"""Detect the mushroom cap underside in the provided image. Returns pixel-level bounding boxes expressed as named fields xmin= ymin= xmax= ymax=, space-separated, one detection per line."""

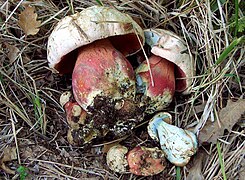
xmin=144 ymin=29 xmax=195 ymax=94
xmin=47 ymin=6 xmax=145 ymax=74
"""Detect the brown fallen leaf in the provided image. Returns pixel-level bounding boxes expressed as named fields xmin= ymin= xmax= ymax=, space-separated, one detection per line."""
xmin=0 ymin=147 xmax=17 ymax=174
xmin=18 ymin=6 xmax=41 ymax=36
xmin=199 ymin=99 xmax=245 ymax=144
xmin=187 ymin=150 xmax=205 ymax=180
xmin=238 ymin=156 xmax=245 ymax=179
xmin=102 ymin=141 xmax=120 ymax=154
xmin=4 ymin=43 xmax=20 ymax=63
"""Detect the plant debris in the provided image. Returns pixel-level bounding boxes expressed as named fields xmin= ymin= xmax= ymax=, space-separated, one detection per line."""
xmin=0 ymin=147 xmax=17 ymax=175
xmin=186 ymin=150 xmax=205 ymax=180
xmin=4 ymin=43 xmax=20 ymax=64
xmin=199 ymin=99 xmax=245 ymax=144
xmin=0 ymin=0 xmax=244 ymax=179
xmin=18 ymin=6 xmax=41 ymax=36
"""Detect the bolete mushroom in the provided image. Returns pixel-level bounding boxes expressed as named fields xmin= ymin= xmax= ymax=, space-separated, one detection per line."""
xmin=147 ymin=112 xmax=198 ymax=166
xmin=60 ymin=91 xmax=87 ymax=130
xmin=135 ymin=29 xmax=194 ymax=113
xmin=47 ymin=6 xmax=145 ymax=143
xmin=144 ymin=29 xmax=194 ymax=94
xmin=136 ymin=56 xmax=175 ymax=113
xmin=106 ymin=145 xmax=166 ymax=176
xmin=106 ymin=145 xmax=129 ymax=173
xmin=127 ymin=146 xmax=166 ymax=176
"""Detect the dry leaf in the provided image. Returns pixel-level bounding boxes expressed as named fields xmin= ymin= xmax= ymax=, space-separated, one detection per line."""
xmin=187 ymin=150 xmax=205 ymax=180
xmin=0 ymin=147 xmax=17 ymax=174
xmin=4 ymin=43 xmax=20 ymax=63
xmin=102 ymin=141 xmax=120 ymax=154
xmin=18 ymin=6 xmax=41 ymax=36
xmin=238 ymin=156 xmax=245 ymax=179
xmin=199 ymin=99 xmax=245 ymax=144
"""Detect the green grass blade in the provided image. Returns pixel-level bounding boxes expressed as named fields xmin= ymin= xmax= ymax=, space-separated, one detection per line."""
xmin=215 ymin=36 xmax=244 ymax=65
xmin=66 ymin=0 xmax=74 ymax=14
xmin=32 ymin=94 xmax=41 ymax=120
xmin=31 ymin=92 xmax=45 ymax=133
xmin=211 ymin=0 xmax=226 ymax=12
xmin=224 ymin=73 xmax=240 ymax=83
xmin=95 ymin=0 xmax=103 ymax=6
xmin=217 ymin=142 xmax=227 ymax=180
xmin=176 ymin=166 xmax=181 ymax=180
xmin=235 ymin=0 xmax=239 ymax=37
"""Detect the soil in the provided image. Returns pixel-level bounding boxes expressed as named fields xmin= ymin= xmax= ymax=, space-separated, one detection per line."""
xmin=69 ymin=95 xmax=147 ymax=145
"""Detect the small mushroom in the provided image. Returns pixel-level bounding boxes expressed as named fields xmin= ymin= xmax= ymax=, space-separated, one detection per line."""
xmin=136 ymin=55 xmax=175 ymax=113
xmin=48 ymin=6 xmax=145 ymax=142
xmin=60 ymin=91 xmax=91 ymax=145
xmin=147 ymin=112 xmax=198 ymax=166
xmin=60 ymin=91 xmax=87 ymax=129
xmin=144 ymin=29 xmax=194 ymax=94
xmin=127 ymin=146 xmax=166 ymax=176
xmin=106 ymin=145 xmax=128 ymax=173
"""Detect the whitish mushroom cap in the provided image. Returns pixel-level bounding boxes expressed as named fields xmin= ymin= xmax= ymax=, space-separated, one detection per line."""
xmin=106 ymin=145 xmax=128 ymax=173
xmin=144 ymin=29 xmax=194 ymax=94
xmin=47 ymin=6 xmax=145 ymax=74
xmin=60 ymin=91 xmax=72 ymax=107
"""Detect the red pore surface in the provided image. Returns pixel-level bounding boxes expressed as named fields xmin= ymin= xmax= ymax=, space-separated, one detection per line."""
xmin=137 ymin=55 xmax=175 ymax=97
xmin=175 ymin=67 xmax=187 ymax=92
xmin=72 ymin=39 xmax=135 ymax=110
xmin=127 ymin=146 xmax=166 ymax=176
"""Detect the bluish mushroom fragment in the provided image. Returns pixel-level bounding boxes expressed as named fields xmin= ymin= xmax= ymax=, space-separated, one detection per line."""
xmin=147 ymin=112 xmax=198 ymax=166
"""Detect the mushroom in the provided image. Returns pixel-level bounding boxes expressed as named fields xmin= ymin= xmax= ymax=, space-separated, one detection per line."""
xmin=106 ymin=145 xmax=166 ymax=175
xmin=147 ymin=112 xmax=198 ymax=166
xmin=48 ymin=6 xmax=144 ymax=74
xmin=60 ymin=91 xmax=91 ymax=145
xmin=60 ymin=91 xmax=87 ymax=130
xmin=135 ymin=55 xmax=175 ymax=113
xmin=106 ymin=145 xmax=128 ymax=173
xmin=126 ymin=146 xmax=166 ymax=176
xmin=144 ymin=29 xmax=194 ymax=94
xmin=135 ymin=29 xmax=194 ymax=113
xmin=48 ymin=6 xmax=145 ymax=142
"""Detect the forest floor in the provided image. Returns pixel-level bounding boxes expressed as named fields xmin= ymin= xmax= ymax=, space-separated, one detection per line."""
xmin=0 ymin=0 xmax=244 ymax=179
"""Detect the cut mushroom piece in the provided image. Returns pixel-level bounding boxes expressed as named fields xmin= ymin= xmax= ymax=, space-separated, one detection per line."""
xmin=64 ymin=101 xmax=87 ymax=129
xmin=136 ymin=55 xmax=175 ymax=113
xmin=127 ymin=146 xmax=166 ymax=176
xmin=147 ymin=112 xmax=198 ymax=166
xmin=106 ymin=145 xmax=128 ymax=173
xmin=144 ymin=29 xmax=194 ymax=94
